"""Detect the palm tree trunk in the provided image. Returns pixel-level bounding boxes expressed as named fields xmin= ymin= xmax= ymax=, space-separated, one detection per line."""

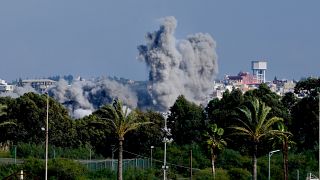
xmin=118 ymin=137 xmax=124 ymax=180
xmin=252 ymin=143 xmax=258 ymax=180
xmin=211 ymin=148 xmax=216 ymax=179
xmin=283 ymin=138 xmax=289 ymax=180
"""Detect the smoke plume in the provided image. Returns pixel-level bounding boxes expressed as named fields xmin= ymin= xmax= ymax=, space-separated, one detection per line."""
xmin=138 ymin=16 xmax=218 ymax=111
xmin=0 ymin=16 xmax=218 ymax=118
xmin=49 ymin=77 xmax=139 ymax=118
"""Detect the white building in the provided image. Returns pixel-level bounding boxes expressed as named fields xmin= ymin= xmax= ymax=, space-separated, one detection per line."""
xmin=0 ymin=79 xmax=14 ymax=93
xmin=21 ymin=79 xmax=56 ymax=93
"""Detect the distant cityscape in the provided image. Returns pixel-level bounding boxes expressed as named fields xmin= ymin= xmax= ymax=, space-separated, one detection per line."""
xmin=0 ymin=60 xmax=314 ymax=102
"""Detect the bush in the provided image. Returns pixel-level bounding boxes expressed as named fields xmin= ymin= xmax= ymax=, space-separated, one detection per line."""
xmin=0 ymin=150 xmax=11 ymax=158
xmin=11 ymin=143 xmax=102 ymax=159
xmin=0 ymin=164 xmax=19 ymax=179
xmin=228 ymin=168 xmax=251 ymax=180
xmin=217 ymin=149 xmax=251 ymax=170
xmin=87 ymin=168 xmax=116 ymax=179
xmin=48 ymin=158 xmax=87 ymax=180
xmin=124 ymin=168 xmax=158 ymax=180
xmin=23 ymin=158 xmax=87 ymax=179
xmin=193 ymin=168 xmax=230 ymax=180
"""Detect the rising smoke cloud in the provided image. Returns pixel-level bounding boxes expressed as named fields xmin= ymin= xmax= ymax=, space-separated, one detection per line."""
xmin=138 ymin=16 xmax=218 ymax=111
xmin=0 ymin=16 xmax=218 ymax=118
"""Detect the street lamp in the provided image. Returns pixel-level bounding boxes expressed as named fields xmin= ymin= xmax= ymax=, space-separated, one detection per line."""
xmin=150 ymin=146 xmax=154 ymax=168
xmin=268 ymin=149 xmax=280 ymax=180
xmin=45 ymin=92 xmax=49 ymax=180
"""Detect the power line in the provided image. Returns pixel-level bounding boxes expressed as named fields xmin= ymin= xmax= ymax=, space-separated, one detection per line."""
xmin=123 ymin=149 xmax=200 ymax=171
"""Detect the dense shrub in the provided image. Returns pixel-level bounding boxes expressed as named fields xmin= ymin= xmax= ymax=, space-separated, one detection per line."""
xmin=0 ymin=164 xmax=19 ymax=179
xmin=228 ymin=168 xmax=251 ymax=180
xmin=11 ymin=143 xmax=102 ymax=159
xmin=87 ymin=168 xmax=116 ymax=179
xmin=193 ymin=168 xmax=229 ymax=180
xmin=23 ymin=158 xmax=87 ymax=179
xmin=217 ymin=149 xmax=251 ymax=170
xmin=124 ymin=168 xmax=158 ymax=180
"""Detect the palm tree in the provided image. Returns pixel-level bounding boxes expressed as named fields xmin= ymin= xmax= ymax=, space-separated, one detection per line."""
xmin=230 ymin=98 xmax=283 ymax=180
xmin=96 ymin=100 xmax=151 ymax=180
xmin=274 ymin=123 xmax=294 ymax=180
xmin=204 ymin=124 xmax=227 ymax=179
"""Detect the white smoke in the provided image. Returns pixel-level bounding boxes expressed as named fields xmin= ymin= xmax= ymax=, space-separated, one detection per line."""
xmin=49 ymin=77 xmax=138 ymax=118
xmin=1 ymin=16 xmax=218 ymax=118
xmin=138 ymin=16 xmax=218 ymax=111
xmin=73 ymin=108 xmax=93 ymax=119
xmin=0 ymin=85 xmax=37 ymax=98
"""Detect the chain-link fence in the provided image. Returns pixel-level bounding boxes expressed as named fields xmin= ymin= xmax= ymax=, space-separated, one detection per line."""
xmin=77 ymin=158 xmax=151 ymax=171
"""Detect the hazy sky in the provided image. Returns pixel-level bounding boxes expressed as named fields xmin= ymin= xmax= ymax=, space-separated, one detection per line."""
xmin=0 ymin=1 xmax=319 ymax=82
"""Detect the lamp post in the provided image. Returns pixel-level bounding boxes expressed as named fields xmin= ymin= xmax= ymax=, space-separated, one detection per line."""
xmin=45 ymin=92 xmax=49 ymax=180
xmin=151 ymin=146 xmax=154 ymax=168
xmin=268 ymin=149 xmax=280 ymax=180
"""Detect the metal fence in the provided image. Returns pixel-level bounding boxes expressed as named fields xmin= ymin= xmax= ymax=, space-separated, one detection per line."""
xmin=76 ymin=158 xmax=151 ymax=171
xmin=0 ymin=158 xmax=151 ymax=172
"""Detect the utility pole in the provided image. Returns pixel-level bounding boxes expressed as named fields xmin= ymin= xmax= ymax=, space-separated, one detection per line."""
xmin=162 ymin=112 xmax=172 ymax=180
xmin=163 ymin=115 xmax=168 ymax=180
xmin=45 ymin=93 xmax=49 ymax=180
xmin=190 ymin=150 xmax=192 ymax=180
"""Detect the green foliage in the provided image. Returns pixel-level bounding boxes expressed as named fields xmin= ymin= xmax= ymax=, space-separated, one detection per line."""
xmin=125 ymin=110 xmax=164 ymax=156
xmin=123 ymin=168 xmax=157 ymax=180
xmin=290 ymin=95 xmax=319 ymax=151
xmin=206 ymin=89 xmax=244 ymax=128
xmin=94 ymin=99 xmax=151 ymax=180
xmin=87 ymin=168 xmax=116 ymax=179
xmin=0 ymin=150 xmax=11 ymax=158
xmin=23 ymin=158 xmax=44 ymax=177
xmin=48 ymin=158 xmax=87 ymax=180
xmin=11 ymin=143 xmax=101 ymax=159
xmin=23 ymin=158 xmax=87 ymax=180
xmin=231 ymin=98 xmax=284 ymax=180
xmin=193 ymin=168 xmax=229 ymax=180
xmin=168 ymin=95 xmax=206 ymax=145
xmin=152 ymin=143 xmax=209 ymax=177
xmin=288 ymin=150 xmax=319 ymax=179
xmin=1 ymin=93 xmax=77 ymax=147
xmin=228 ymin=168 xmax=251 ymax=180
xmin=217 ymin=149 xmax=251 ymax=170
xmin=294 ymin=77 xmax=320 ymax=96
xmin=0 ymin=164 xmax=19 ymax=179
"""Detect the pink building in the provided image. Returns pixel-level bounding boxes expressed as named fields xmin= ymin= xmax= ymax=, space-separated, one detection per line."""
xmin=225 ymin=72 xmax=258 ymax=85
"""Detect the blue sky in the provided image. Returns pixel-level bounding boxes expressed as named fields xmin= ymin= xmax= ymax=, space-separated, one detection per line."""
xmin=0 ymin=0 xmax=319 ymax=82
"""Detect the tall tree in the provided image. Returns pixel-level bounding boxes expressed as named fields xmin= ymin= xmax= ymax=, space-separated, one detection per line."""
xmin=168 ymin=95 xmax=206 ymax=145
xmin=290 ymin=78 xmax=320 ymax=150
xmin=204 ymin=124 xmax=226 ymax=179
xmin=231 ymin=98 xmax=283 ymax=180
xmin=95 ymin=100 xmax=151 ymax=180
xmin=273 ymin=123 xmax=293 ymax=180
